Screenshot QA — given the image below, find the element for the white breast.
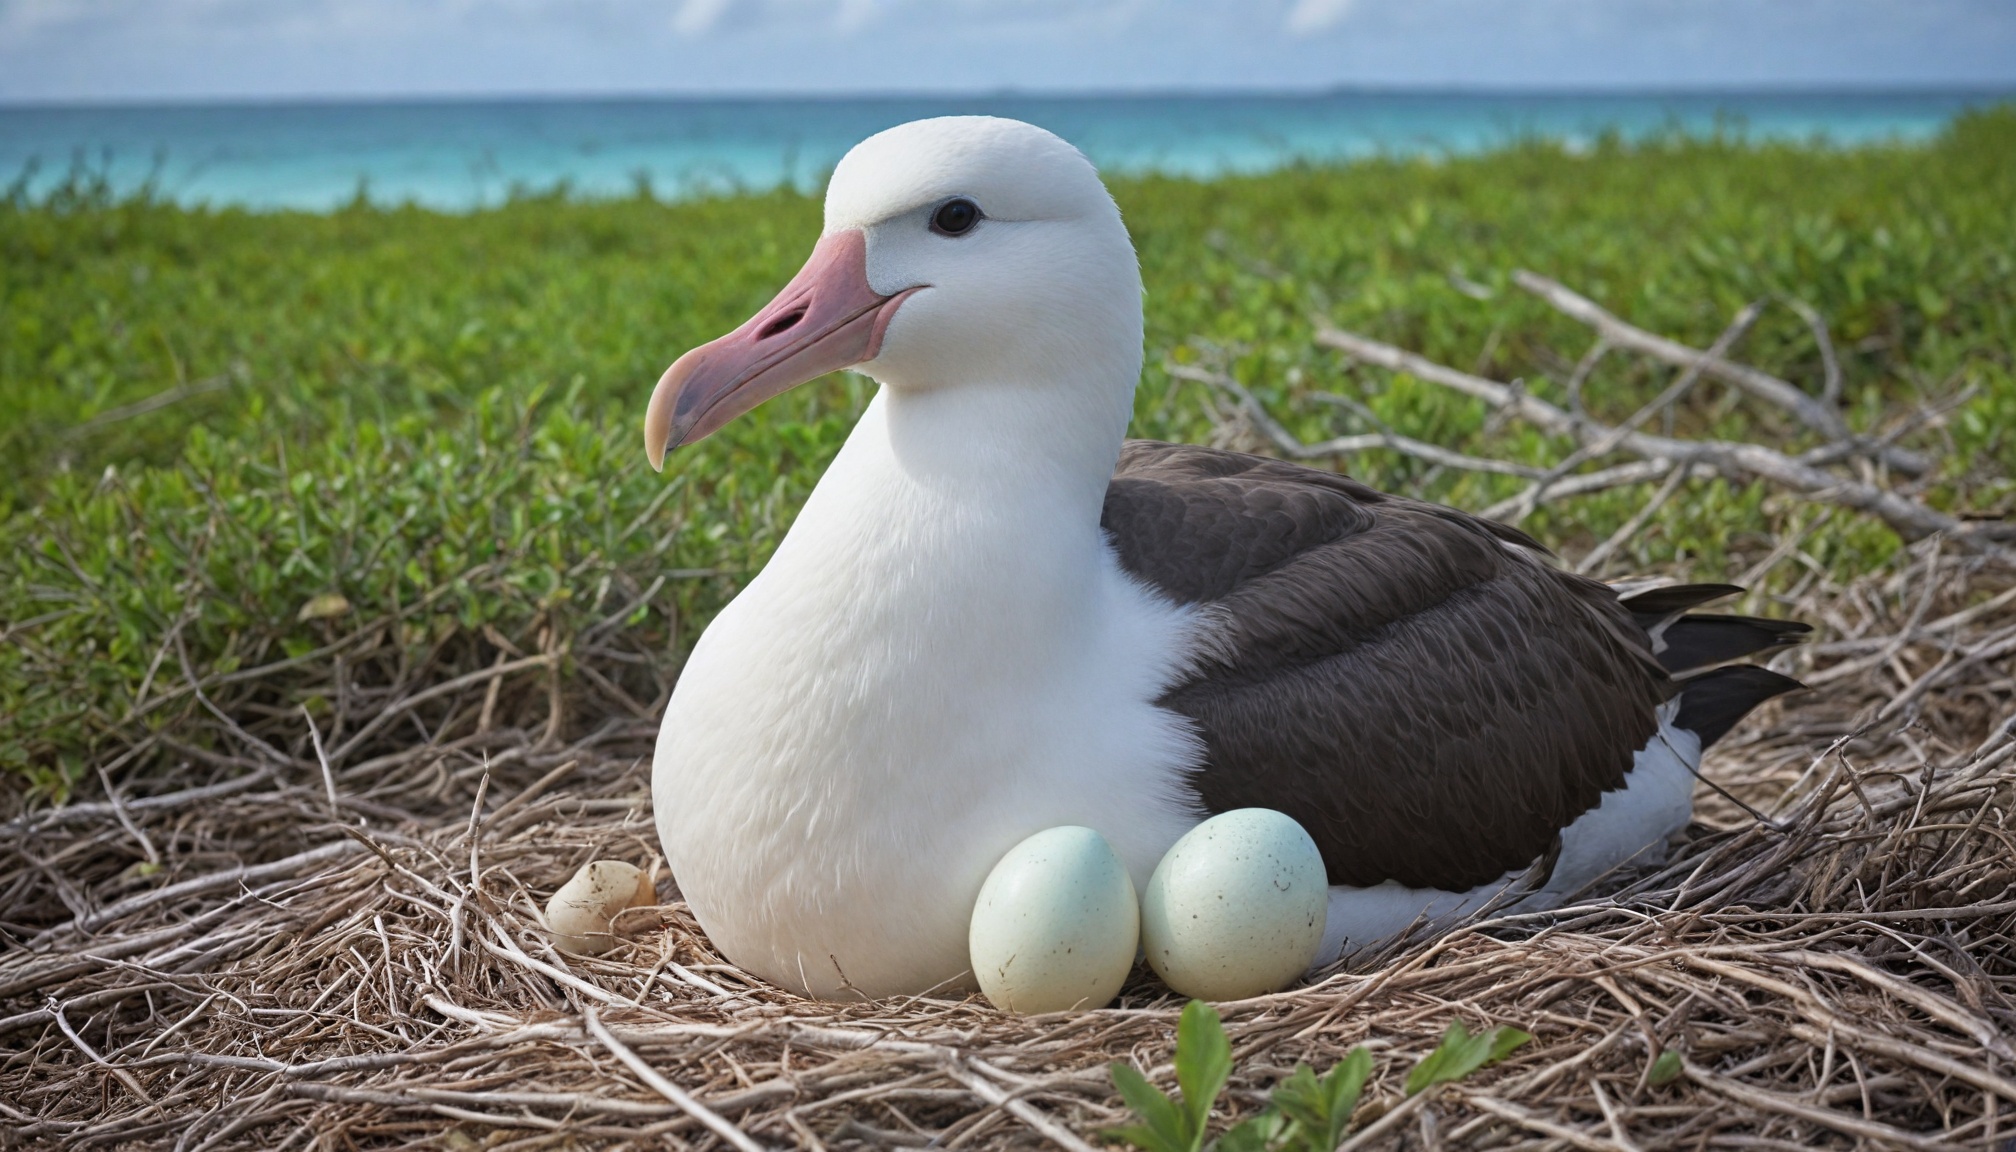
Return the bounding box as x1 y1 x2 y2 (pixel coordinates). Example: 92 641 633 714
652 391 1204 998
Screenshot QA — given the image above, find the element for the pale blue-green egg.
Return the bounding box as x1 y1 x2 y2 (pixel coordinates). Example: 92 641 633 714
1142 808 1328 1001
969 826 1139 1013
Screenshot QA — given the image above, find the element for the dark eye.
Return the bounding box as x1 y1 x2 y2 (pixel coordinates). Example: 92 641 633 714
930 197 982 237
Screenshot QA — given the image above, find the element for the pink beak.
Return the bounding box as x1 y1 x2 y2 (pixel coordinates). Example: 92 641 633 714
644 229 918 469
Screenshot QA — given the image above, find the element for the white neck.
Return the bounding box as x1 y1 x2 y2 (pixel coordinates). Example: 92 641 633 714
883 372 1129 518
764 373 1126 702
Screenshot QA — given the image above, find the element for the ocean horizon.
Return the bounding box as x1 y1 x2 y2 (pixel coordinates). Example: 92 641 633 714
2 88 2007 213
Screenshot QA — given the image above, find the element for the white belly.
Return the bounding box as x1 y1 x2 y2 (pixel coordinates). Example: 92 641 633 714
652 590 1203 997
1314 708 1700 965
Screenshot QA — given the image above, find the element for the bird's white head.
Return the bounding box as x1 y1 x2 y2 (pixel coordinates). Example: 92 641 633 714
645 116 1143 468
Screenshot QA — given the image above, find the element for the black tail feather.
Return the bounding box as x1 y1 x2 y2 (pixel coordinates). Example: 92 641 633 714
1655 614 1812 674
1619 583 1744 616
1674 665 1805 748
1617 582 1811 673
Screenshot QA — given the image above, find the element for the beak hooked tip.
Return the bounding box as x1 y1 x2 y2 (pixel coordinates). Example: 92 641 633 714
645 421 678 472
644 360 684 472
644 425 666 473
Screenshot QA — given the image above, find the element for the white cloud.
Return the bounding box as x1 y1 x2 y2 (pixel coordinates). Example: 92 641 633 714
1285 0 1355 35
672 0 733 35
833 0 881 34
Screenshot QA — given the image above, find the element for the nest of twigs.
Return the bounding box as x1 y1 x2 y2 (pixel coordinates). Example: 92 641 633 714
5 545 2012 1151
6 287 2016 1151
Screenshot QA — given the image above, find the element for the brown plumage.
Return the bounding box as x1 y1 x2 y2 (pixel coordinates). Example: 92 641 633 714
1101 440 1805 892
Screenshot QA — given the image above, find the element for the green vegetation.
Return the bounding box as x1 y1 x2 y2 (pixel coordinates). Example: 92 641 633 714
1401 1019 1535 1096
4 109 2014 797
1647 1049 1685 1088
1105 1000 1529 1152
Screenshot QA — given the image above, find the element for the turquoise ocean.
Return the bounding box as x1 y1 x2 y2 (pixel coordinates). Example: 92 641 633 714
1 90 2005 212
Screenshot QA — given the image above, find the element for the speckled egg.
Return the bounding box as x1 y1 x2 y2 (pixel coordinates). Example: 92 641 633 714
546 860 657 956
1141 808 1328 1001
969 826 1140 1014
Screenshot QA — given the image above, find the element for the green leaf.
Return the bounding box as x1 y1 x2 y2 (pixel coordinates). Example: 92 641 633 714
1270 1064 1326 1131
1486 1027 1532 1064
1404 1022 1474 1096
1210 1111 1283 1152
1647 1049 1683 1087
1106 1003 1235 1152
1107 1124 1182 1152
1404 1022 1531 1096
1270 1048 1371 1152
1107 1062 1190 1152
1175 1000 1234 1141
1318 1048 1373 1148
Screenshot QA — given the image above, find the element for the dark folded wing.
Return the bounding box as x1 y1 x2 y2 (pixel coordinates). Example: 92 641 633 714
1102 440 1675 891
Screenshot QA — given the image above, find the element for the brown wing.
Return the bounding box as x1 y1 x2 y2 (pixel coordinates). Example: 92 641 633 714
1102 440 1675 892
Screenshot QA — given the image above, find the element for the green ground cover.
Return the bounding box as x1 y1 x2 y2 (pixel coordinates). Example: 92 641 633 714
4 108 2013 798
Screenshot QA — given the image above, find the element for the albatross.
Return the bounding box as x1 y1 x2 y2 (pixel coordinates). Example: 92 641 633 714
644 116 1806 1000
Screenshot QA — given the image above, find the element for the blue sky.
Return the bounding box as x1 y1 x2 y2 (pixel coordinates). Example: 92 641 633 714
2 0 2013 103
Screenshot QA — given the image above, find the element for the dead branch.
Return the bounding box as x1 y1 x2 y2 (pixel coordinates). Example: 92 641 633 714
1170 362 1547 477
1510 270 1931 476
1314 325 2011 555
